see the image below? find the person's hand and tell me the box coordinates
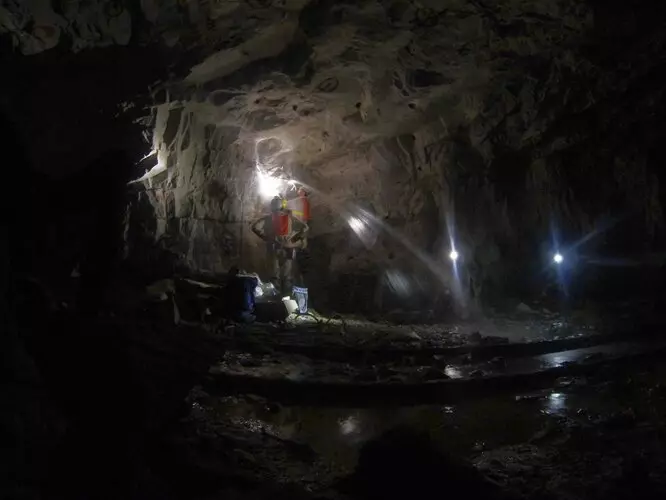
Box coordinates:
[285,238,304,249]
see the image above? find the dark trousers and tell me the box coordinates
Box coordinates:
[294,248,310,287]
[268,245,294,294]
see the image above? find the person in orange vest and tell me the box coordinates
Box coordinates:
[288,187,311,225]
[251,195,308,294]
[286,188,311,287]
[276,194,309,294]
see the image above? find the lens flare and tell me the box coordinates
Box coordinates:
[449,250,459,262]
[348,216,365,235]
[553,253,564,264]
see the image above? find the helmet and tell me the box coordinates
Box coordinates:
[297,187,308,197]
[270,196,282,212]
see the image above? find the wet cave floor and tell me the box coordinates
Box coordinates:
[126,295,666,499]
[11,288,666,500]
[180,367,666,500]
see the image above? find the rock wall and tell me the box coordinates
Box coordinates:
[123,0,666,313]
[4,0,666,312]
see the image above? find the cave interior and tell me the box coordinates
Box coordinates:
[3,1,666,499]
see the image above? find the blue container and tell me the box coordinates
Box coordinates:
[239,275,259,313]
[227,274,258,319]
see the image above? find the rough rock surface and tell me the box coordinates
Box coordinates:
[3,0,666,312]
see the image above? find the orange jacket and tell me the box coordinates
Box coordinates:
[271,210,292,237]
[287,194,310,223]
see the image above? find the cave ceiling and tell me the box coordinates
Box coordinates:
[1,0,607,174]
[3,1,664,179]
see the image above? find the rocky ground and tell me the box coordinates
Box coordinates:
[170,360,666,500]
[4,273,666,499]
[124,287,666,499]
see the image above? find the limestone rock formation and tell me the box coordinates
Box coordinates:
[3,0,666,312]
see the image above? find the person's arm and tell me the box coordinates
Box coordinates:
[286,220,309,247]
[250,217,266,241]
[297,221,309,239]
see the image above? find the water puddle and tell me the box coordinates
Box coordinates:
[188,342,666,489]
[194,359,666,476]
[194,387,613,471]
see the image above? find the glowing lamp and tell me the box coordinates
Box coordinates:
[257,169,282,199]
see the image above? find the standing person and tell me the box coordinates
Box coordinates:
[288,188,311,287]
[251,196,308,294]
[276,195,309,294]
[251,197,280,285]
[289,188,311,226]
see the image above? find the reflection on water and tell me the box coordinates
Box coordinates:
[497,340,666,374]
[203,395,560,466]
[546,354,570,368]
[545,392,567,414]
[198,353,666,471]
[198,377,647,473]
[232,416,282,436]
[338,415,358,435]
